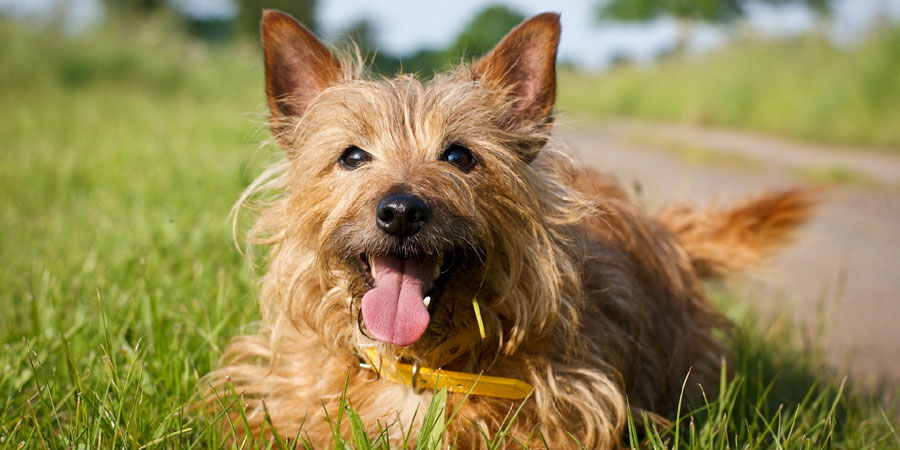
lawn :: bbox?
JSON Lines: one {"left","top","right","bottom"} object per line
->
{"left": 1, "top": 18, "right": 898, "bottom": 448}
{"left": 558, "top": 27, "right": 900, "bottom": 150}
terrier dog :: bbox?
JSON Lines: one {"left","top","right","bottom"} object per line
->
{"left": 205, "top": 10, "right": 813, "bottom": 449}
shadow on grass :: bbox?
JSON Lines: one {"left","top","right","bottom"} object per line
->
{"left": 647, "top": 289, "right": 900, "bottom": 449}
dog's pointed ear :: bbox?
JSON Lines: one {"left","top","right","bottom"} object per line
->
{"left": 474, "top": 12, "right": 560, "bottom": 134}
{"left": 262, "top": 10, "right": 342, "bottom": 137}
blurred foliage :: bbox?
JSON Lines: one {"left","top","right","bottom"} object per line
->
{"left": 596, "top": 0, "right": 835, "bottom": 55}
{"left": 103, "top": 0, "right": 168, "bottom": 14}
{"left": 334, "top": 17, "right": 405, "bottom": 75}
{"left": 235, "top": 0, "right": 316, "bottom": 35}
{"left": 349, "top": 4, "right": 525, "bottom": 76}
{"left": 559, "top": 25, "right": 900, "bottom": 149}
{"left": 598, "top": 0, "right": 744, "bottom": 22}
{"left": 103, "top": 0, "right": 315, "bottom": 40}
{"left": 447, "top": 4, "right": 526, "bottom": 59}
{"left": 597, "top": 0, "right": 833, "bottom": 23}
{"left": 801, "top": 0, "right": 832, "bottom": 15}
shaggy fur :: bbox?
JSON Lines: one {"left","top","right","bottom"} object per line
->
{"left": 203, "top": 10, "right": 814, "bottom": 449}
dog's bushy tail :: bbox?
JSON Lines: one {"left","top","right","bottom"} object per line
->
{"left": 655, "top": 187, "right": 818, "bottom": 278}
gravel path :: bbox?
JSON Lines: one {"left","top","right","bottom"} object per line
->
{"left": 556, "top": 118, "right": 900, "bottom": 382}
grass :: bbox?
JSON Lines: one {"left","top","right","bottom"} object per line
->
{"left": 1, "top": 17, "right": 898, "bottom": 448}
{"left": 790, "top": 164, "right": 872, "bottom": 186}
{"left": 624, "top": 134, "right": 885, "bottom": 189}
{"left": 558, "top": 27, "right": 900, "bottom": 150}
{"left": 624, "top": 134, "right": 764, "bottom": 170}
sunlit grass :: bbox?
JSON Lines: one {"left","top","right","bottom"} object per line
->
{"left": 1, "top": 18, "right": 897, "bottom": 448}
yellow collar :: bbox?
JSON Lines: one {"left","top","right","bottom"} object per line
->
{"left": 360, "top": 347, "right": 533, "bottom": 400}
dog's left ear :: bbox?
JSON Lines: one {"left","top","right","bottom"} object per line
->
{"left": 474, "top": 12, "right": 560, "bottom": 158}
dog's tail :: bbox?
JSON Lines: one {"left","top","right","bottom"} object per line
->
{"left": 655, "top": 187, "right": 819, "bottom": 278}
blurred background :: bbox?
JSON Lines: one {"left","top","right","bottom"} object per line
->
{"left": 2, "top": 0, "right": 899, "bottom": 386}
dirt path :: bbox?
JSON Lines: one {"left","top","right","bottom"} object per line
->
{"left": 556, "top": 118, "right": 900, "bottom": 382}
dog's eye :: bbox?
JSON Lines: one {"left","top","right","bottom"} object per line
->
{"left": 440, "top": 144, "right": 476, "bottom": 172}
{"left": 338, "top": 146, "right": 372, "bottom": 170}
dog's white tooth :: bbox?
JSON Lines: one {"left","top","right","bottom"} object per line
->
{"left": 368, "top": 255, "right": 376, "bottom": 278}
{"left": 423, "top": 296, "right": 431, "bottom": 307}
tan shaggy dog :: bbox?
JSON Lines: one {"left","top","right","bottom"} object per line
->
{"left": 204, "top": 10, "right": 814, "bottom": 449}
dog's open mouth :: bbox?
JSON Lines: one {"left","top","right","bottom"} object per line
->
{"left": 356, "top": 252, "right": 454, "bottom": 346}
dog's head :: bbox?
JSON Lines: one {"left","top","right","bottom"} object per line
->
{"left": 257, "top": 11, "right": 582, "bottom": 356}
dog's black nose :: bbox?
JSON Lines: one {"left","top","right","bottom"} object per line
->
{"left": 376, "top": 194, "right": 429, "bottom": 237}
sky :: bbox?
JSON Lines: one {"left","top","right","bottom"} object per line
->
{"left": 3, "top": 0, "right": 900, "bottom": 70}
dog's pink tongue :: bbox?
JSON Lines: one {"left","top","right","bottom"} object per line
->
{"left": 361, "top": 255, "right": 434, "bottom": 346}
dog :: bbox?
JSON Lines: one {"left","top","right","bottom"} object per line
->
{"left": 204, "top": 10, "right": 814, "bottom": 449}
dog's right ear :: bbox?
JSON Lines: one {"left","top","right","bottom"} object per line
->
{"left": 261, "top": 10, "right": 342, "bottom": 138}
{"left": 473, "top": 12, "right": 560, "bottom": 163}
